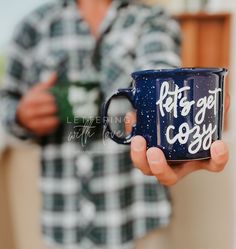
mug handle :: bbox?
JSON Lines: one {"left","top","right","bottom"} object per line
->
{"left": 102, "top": 88, "right": 137, "bottom": 144}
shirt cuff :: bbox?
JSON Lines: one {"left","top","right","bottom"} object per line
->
{"left": 5, "top": 100, "right": 36, "bottom": 140}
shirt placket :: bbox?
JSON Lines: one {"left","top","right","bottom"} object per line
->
{"left": 61, "top": 0, "right": 123, "bottom": 244}
{"left": 75, "top": 152, "right": 97, "bottom": 239}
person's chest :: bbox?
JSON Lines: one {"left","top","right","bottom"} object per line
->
{"left": 27, "top": 5, "right": 143, "bottom": 91}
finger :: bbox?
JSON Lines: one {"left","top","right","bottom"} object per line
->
{"left": 130, "top": 136, "right": 152, "bottom": 175}
{"left": 28, "top": 104, "right": 58, "bottom": 119}
{"left": 146, "top": 147, "right": 178, "bottom": 186}
{"left": 153, "top": 140, "right": 229, "bottom": 182}
{"left": 225, "top": 93, "right": 230, "bottom": 114}
{"left": 125, "top": 111, "right": 136, "bottom": 134}
{"left": 26, "top": 92, "right": 56, "bottom": 107}
{"left": 39, "top": 72, "right": 57, "bottom": 89}
{"left": 29, "top": 116, "right": 60, "bottom": 135}
{"left": 32, "top": 73, "right": 57, "bottom": 91}
{"left": 171, "top": 161, "right": 201, "bottom": 180}
{"left": 204, "top": 140, "right": 229, "bottom": 172}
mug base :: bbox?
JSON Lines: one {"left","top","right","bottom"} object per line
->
{"left": 167, "top": 156, "right": 211, "bottom": 164}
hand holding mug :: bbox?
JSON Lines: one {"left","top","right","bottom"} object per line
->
{"left": 17, "top": 73, "right": 60, "bottom": 136}
{"left": 103, "top": 68, "right": 229, "bottom": 185}
{"left": 130, "top": 125, "right": 229, "bottom": 186}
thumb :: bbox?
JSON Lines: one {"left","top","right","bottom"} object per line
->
{"left": 37, "top": 73, "right": 57, "bottom": 90}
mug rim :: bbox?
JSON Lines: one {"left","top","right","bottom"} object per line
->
{"left": 132, "top": 67, "right": 228, "bottom": 77}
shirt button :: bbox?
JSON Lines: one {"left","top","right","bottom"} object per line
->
{"left": 81, "top": 199, "right": 96, "bottom": 224}
{"left": 76, "top": 154, "right": 93, "bottom": 176}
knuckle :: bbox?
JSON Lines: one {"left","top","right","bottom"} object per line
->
{"left": 52, "top": 117, "right": 59, "bottom": 124}
{"left": 51, "top": 105, "right": 58, "bottom": 113}
{"left": 132, "top": 161, "right": 142, "bottom": 170}
{"left": 154, "top": 171, "right": 165, "bottom": 178}
{"left": 211, "top": 155, "right": 229, "bottom": 172}
{"left": 142, "top": 169, "right": 153, "bottom": 176}
{"left": 28, "top": 121, "right": 38, "bottom": 130}
{"left": 210, "top": 167, "right": 221, "bottom": 173}
{"left": 135, "top": 167, "right": 152, "bottom": 176}
{"left": 45, "top": 118, "right": 59, "bottom": 128}
{"left": 24, "top": 109, "right": 33, "bottom": 118}
{"left": 167, "top": 181, "right": 177, "bottom": 186}
{"left": 162, "top": 177, "right": 178, "bottom": 186}
{"left": 209, "top": 163, "right": 225, "bottom": 173}
{"left": 42, "top": 119, "right": 51, "bottom": 126}
{"left": 23, "top": 97, "right": 34, "bottom": 107}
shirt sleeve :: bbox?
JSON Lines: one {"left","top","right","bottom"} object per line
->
{"left": 134, "top": 6, "right": 182, "bottom": 70}
{"left": 0, "top": 19, "right": 40, "bottom": 139}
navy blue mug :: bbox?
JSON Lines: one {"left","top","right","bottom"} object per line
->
{"left": 102, "top": 68, "right": 228, "bottom": 161}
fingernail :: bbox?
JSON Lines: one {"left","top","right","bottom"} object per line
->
{"left": 133, "top": 143, "right": 145, "bottom": 152}
{"left": 149, "top": 158, "right": 160, "bottom": 164}
{"left": 132, "top": 139, "right": 145, "bottom": 152}
{"left": 214, "top": 145, "right": 226, "bottom": 156}
{"left": 149, "top": 156, "right": 160, "bottom": 164}
{"left": 147, "top": 148, "right": 160, "bottom": 164}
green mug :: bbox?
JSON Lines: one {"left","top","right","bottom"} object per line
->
{"left": 50, "top": 81, "right": 103, "bottom": 124}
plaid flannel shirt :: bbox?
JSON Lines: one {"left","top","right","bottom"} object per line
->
{"left": 0, "top": 0, "right": 181, "bottom": 248}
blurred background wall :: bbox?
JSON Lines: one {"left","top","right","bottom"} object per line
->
{"left": 0, "top": 0, "right": 236, "bottom": 249}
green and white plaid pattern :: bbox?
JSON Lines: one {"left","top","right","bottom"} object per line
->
{"left": 0, "top": 0, "right": 181, "bottom": 248}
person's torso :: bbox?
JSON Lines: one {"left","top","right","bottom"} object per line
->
{"left": 23, "top": 0, "right": 158, "bottom": 97}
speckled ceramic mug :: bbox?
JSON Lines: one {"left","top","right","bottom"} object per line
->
{"left": 50, "top": 81, "right": 103, "bottom": 123}
{"left": 102, "top": 68, "right": 228, "bottom": 161}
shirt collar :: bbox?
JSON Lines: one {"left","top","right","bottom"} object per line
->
{"left": 59, "top": 0, "right": 129, "bottom": 8}
{"left": 60, "top": 0, "right": 128, "bottom": 35}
